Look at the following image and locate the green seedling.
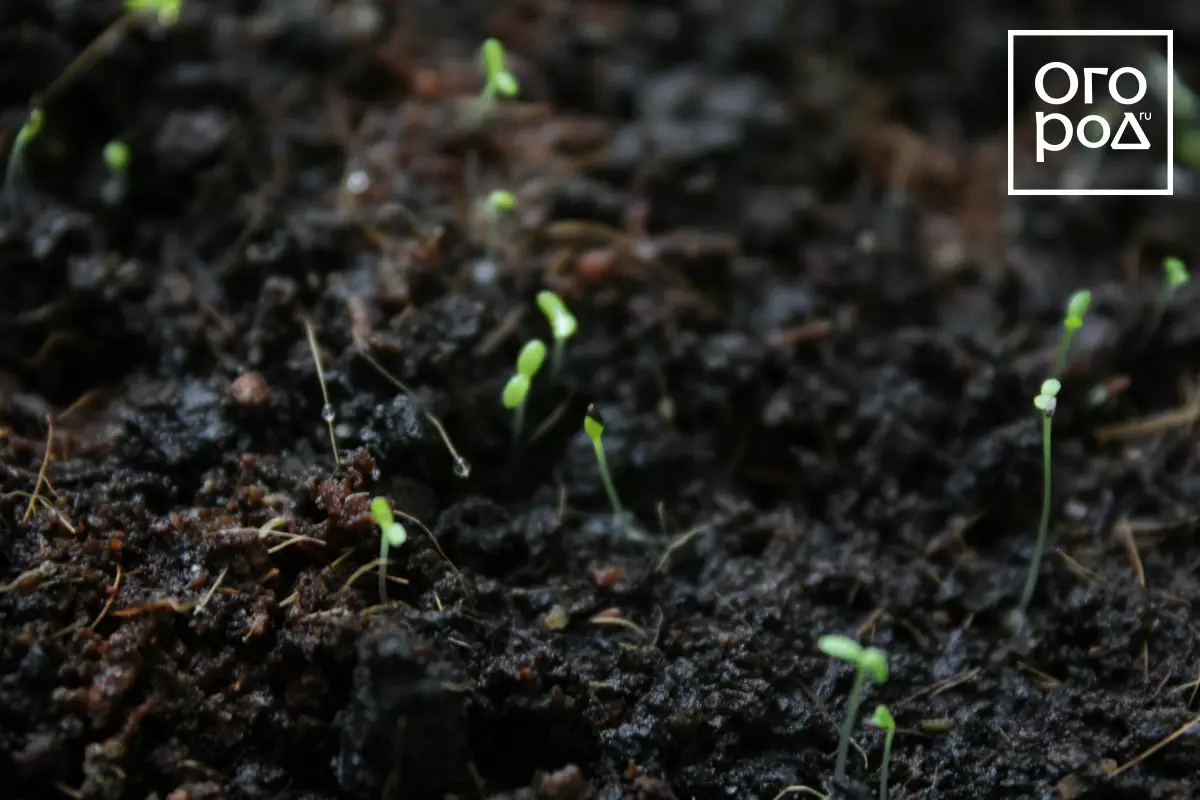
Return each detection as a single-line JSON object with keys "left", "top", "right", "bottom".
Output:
{"left": 501, "top": 340, "right": 546, "bottom": 440}
{"left": 869, "top": 705, "right": 896, "bottom": 800}
{"left": 1014, "top": 378, "right": 1062, "bottom": 624}
{"left": 478, "top": 38, "right": 519, "bottom": 120}
{"left": 5, "top": 109, "right": 44, "bottom": 197}
{"left": 370, "top": 497, "right": 407, "bottom": 603}
{"left": 1051, "top": 289, "right": 1091, "bottom": 378}
{"left": 125, "top": 0, "right": 182, "bottom": 26}
{"left": 483, "top": 189, "right": 517, "bottom": 264}
{"left": 102, "top": 140, "right": 131, "bottom": 205}
{"left": 584, "top": 404, "right": 623, "bottom": 519}
{"left": 536, "top": 291, "right": 577, "bottom": 378}
{"left": 818, "top": 635, "right": 889, "bottom": 783}
{"left": 1140, "top": 256, "right": 1191, "bottom": 348}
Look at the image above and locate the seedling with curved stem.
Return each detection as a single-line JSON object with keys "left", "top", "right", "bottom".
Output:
{"left": 501, "top": 340, "right": 546, "bottom": 440}
{"left": 583, "top": 404, "right": 623, "bottom": 519}
{"left": 102, "top": 140, "right": 131, "bottom": 205}
{"left": 817, "top": 635, "right": 889, "bottom": 783}
{"left": 483, "top": 189, "right": 516, "bottom": 265}
{"left": 536, "top": 291, "right": 577, "bottom": 378}
{"left": 370, "top": 497, "right": 407, "bottom": 603}
{"left": 1051, "top": 290, "right": 1091, "bottom": 378}
{"left": 5, "top": 109, "right": 44, "bottom": 198}
{"left": 869, "top": 705, "right": 896, "bottom": 800}
{"left": 1014, "top": 377, "right": 1062, "bottom": 624}
{"left": 478, "top": 38, "right": 519, "bottom": 121}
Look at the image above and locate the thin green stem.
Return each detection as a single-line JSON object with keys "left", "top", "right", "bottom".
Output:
{"left": 879, "top": 726, "right": 893, "bottom": 800}
{"left": 379, "top": 536, "right": 389, "bottom": 603}
{"left": 592, "top": 440, "right": 623, "bottom": 517}
{"left": 1050, "top": 329, "right": 1075, "bottom": 378}
{"left": 834, "top": 668, "right": 868, "bottom": 782}
{"left": 1018, "top": 415, "right": 1053, "bottom": 615}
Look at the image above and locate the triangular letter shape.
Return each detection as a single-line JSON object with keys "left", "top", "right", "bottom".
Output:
{"left": 1111, "top": 112, "right": 1151, "bottom": 150}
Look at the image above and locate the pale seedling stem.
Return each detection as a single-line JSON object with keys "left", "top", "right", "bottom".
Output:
{"left": 584, "top": 404, "right": 623, "bottom": 517}
{"left": 869, "top": 705, "right": 896, "bottom": 800}
{"left": 1050, "top": 289, "right": 1091, "bottom": 378}
{"left": 817, "top": 635, "right": 889, "bottom": 783}
{"left": 370, "top": 497, "right": 408, "bottom": 603}
{"left": 303, "top": 319, "right": 340, "bottom": 466}
{"left": 1017, "top": 378, "right": 1061, "bottom": 619}
{"left": 536, "top": 291, "right": 578, "bottom": 378}
{"left": 1140, "top": 256, "right": 1190, "bottom": 349}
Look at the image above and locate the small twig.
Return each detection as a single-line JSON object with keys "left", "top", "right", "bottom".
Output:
{"left": 0, "top": 561, "right": 57, "bottom": 593}
{"left": 112, "top": 598, "right": 193, "bottom": 617}
{"left": 656, "top": 523, "right": 712, "bottom": 572}
{"left": 1114, "top": 521, "right": 1147, "bottom": 588}
{"left": 1057, "top": 549, "right": 1104, "bottom": 584}
{"left": 23, "top": 414, "right": 54, "bottom": 524}
{"left": 303, "top": 318, "right": 340, "bottom": 466}
{"left": 588, "top": 611, "right": 647, "bottom": 639}
{"left": 193, "top": 567, "right": 228, "bottom": 615}
{"left": 1106, "top": 714, "right": 1200, "bottom": 777}
{"left": 771, "top": 786, "right": 828, "bottom": 800}
{"left": 1016, "top": 661, "right": 1063, "bottom": 688}
{"left": 88, "top": 565, "right": 123, "bottom": 631}
{"left": 1095, "top": 406, "right": 1200, "bottom": 442}
{"left": 342, "top": 558, "right": 410, "bottom": 593}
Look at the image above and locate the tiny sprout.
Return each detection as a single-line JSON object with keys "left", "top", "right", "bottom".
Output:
{"left": 1016, "top": 377, "right": 1062, "bottom": 622}
{"left": 817, "top": 635, "right": 889, "bottom": 782}
{"left": 869, "top": 705, "right": 896, "bottom": 800}
{"left": 1164, "top": 256, "right": 1190, "bottom": 291}
{"left": 488, "top": 189, "right": 517, "bottom": 213}
{"left": 1052, "top": 289, "right": 1090, "bottom": 377}
{"left": 583, "top": 404, "right": 623, "bottom": 518}
{"left": 125, "top": 0, "right": 182, "bottom": 26}
{"left": 5, "top": 108, "right": 44, "bottom": 196}
{"left": 536, "top": 291, "right": 577, "bottom": 378}
{"left": 370, "top": 497, "right": 407, "bottom": 603}
{"left": 502, "top": 340, "right": 546, "bottom": 439}
{"left": 103, "top": 141, "right": 130, "bottom": 174}
{"left": 482, "top": 189, "right": 517, "bottom": 266}
{"left": 478, "top": 38, "right": 519, "bottom": 120}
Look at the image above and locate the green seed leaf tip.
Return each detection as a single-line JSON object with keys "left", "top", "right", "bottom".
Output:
{"left": 482, "top": 38, "right": 506, "bottom": 77}
{"left": 502, "top": 374, "right": 530, "bottom": 409}
{"left": 862, "top": 647, "right": 889, "bottom": 683}
{"left": 489, "top": 189, "right": 517, "bottom": 211}
{"left": 517, "top": 340, "right": 547, "bottom": 378}
{"left": 537, "top": 290, "right": 564, "bottom": 318}
{"left": 370, "top": 497, "right": 394, "bottom": 529}
{"left": 1164, "top": 256, "right": 1190, "bottom": 289}
{"left": 871, "top": 705, "right": 894, "bottom": 730}
{"left": 1041, "top": 378, "right": 1061, "bottom": 397}
{"left": 1064, "top": 290, "right": 1091, "bottom": 330}
{"left": 384, "top": 521, "right": 407, "bottom": 547}
{"left": 583, "top": 404, "right": 605, "bottom": 441}
{"left": 817, "top": 634, "right": 863, "bottom": 663}
{"left": 104, "top": 141, "right": 130, "bottom": 173}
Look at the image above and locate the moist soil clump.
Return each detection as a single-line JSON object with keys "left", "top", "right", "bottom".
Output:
{"left": 3, "top": 2, "right": 1200, "bottom": 799}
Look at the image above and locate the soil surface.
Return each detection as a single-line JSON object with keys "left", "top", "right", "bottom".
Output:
{"left": 3, "top": 2, "right": 1200, "bottom": 799}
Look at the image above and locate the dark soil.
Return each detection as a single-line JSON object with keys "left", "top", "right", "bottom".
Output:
{"left": 3, "top": 1, "right": 1200, "bottom": 798}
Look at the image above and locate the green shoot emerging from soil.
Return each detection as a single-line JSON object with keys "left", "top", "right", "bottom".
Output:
{"left": 484, "top": 189, "right": 516, "bottom": 263}
{"left": 1015, "top": 378, "right": 1062, "bottom": 622}
{"left": 5, "top": 109, "right": 44, "bottom": 197}
{"left": 1141, "top": 256, "right": 1191, "bottom": 348}
{"left": 536, "top": 290, "right": 577, "bottom": 378}
{"left": 502, "top": 340, "right": 546, "bottom": 440}
{"left": 583, "top": 404, "right": 623, "bottom": 518}
{"left": 869, "top": 705, "right": 896, "bottom": 800}
{"left": 370, "top": 497, "right": 407, "bottom": 603}
{"left": 125, "top": 0, "right": 182, "bottom": 26}
{"left": 478, "top": 38, "right": 519, "bottom": 120}
{"left": 817, "top": 635, "right": 889, "bottom": 783}
{"left": 1051, "top": 289, "right": 1091, "bottom": 378}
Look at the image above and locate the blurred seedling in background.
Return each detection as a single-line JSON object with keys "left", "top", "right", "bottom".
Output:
{"left": 101, "top": 140, "right": 131, "bottom": 205}
{"left": 817, "top": 635, "right": 889, "bottom": 783}
{"left": 481, "top": 189, "right": 517, "bottom": 266}
{"left": 583, "top": 404, "right": 624, "bottom": 520}
{"left": 502, "top": 340, "right": 546, "bottom": 440}
{"left": 869, "top": 705, "right": 896, "bottom": 800}
{"left": 370, "top": 497, "right": 407, "bottom": 603}
{"left": 477, "top": 38, "right": 519, "bottom": 122}
{"left": 5, "top": 1, "right": 181, "bottom": 202}
{"left": 536, "top": 291, "right": 577, "bottom": 378}
{"left": 1138, "top": 256, "right": 1190, "bottom": 349}
{"left": 5, "top": 109, "right": 43, "bottom": 198}
{"left": 1051, "top": 289, "right": 1091, "bottom": 378}
{"left": 1011, "top": 377, "right": 1062, "bottom": 629}
{"left": 350, "top": 331, "right": 470, "bottom": 478}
